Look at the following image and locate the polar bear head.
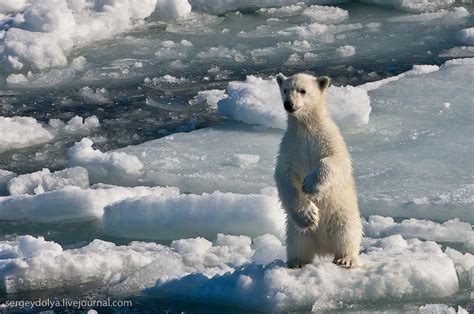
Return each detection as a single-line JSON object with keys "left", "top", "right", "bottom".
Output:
{"left": 276, "top": 73, "right": 330, "bottom": 116}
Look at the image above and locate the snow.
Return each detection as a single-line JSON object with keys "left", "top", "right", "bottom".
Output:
{"left": 7, "top": 167, "right": 90, "bottom": 196}
{"left": 217, "top": 75, "right": 371, "bottom": 129}
{"left": 103, "top": 189, "right": 285, "bottom": 240}
{"left": 456, "top": 27, "right": 474, "bottom": 45}
{"left": 0, "top": 234, "right": 461, "bottom": 311}
{"left": 68, "top": 138, "right": 144, "bottom": 186}
{"left": 0, "top": 185, "right": 178, "bottom": 222}
{"left": 0, "top": 116, "right": 54, "bottom": 153}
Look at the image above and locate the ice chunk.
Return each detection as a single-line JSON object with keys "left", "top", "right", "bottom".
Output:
{"left": 189, "top": 89, "right": 228, "bottom": 109}
{"left": 103, "top": 189, "right": 286, "bottom": 240}
{"left": 456, "top": 27, "right": 474, "bottom": 46}
{"left": 300, "top": 5, "right": 348, "bottom": 24}
{"left": 49, "top": 115, "right": 101, "bottom": 135}
{"left": 0, "top": 170, "right": 16, "bottom": 196}
{"left": 68, "top": 138, "right": 144, "bottom": 186}
{"left": 218, "top": 75, "right": 371, "bottom": 129}
{"left": 78, "top": 86, "right": 109, "bottom": 104}
{"left": 7, "top": 167, "right": 90, "bottom": 195}
{"left": 0, "top": 116, "right": 54, "bottom": 153}
{"left": 5, "top": 68, "right": 76, "bottom": 88}
{"left": 360, "top": 0, "right": 455, "bottom": 12}
{"left": 0, "top": 185, "right": 178, "bottom": 222}
{"left": 335, "top": 45, "right": 356, "bottom": 57}
{"left": 155, "top": 0, "right": 192, "bottom": 19}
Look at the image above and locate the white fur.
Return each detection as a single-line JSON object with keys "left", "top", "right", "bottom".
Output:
{"left": 274, "top": 73, "right": 362, "bottom": 268}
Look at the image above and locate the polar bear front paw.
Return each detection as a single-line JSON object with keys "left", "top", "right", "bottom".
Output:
{"left": 294, "top": 201, "right": 319, "bottom": 232}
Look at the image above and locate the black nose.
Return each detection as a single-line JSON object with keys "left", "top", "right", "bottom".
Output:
{"left": 284, "top": 100, "right": 295, "bottom": 112}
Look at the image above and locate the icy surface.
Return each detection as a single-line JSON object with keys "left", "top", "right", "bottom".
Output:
{"left": 103, "top": 188, "right": 285, "bottom": 240}
{"left": 0, "top": 170, "right": 16, "bottom": 196}
{"left": 0, "top": 234, "right": 460, "bottom": 311}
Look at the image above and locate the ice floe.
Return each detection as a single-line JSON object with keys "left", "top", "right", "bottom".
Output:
{"left": 0, "top": 234, "right": 463, "bottom": 312}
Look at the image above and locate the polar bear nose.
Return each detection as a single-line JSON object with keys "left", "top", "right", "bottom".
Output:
{"left": 284, "top": 100, "right": 295, "bottom": 112}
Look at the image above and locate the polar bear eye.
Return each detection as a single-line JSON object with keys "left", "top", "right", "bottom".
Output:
{"left": 299, "top": 89, "right": 306, "bottom": 95}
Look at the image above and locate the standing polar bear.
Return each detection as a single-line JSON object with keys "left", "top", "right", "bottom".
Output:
{"left": 274, "top": 73, "right": 362, "bottom": 268}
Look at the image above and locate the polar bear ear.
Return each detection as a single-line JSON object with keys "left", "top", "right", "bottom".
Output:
{"left": 276, "top": 73, "right": 286, "bottom": 88}
{"left": 317, "top": 76, "right": 330, "bottom": 91}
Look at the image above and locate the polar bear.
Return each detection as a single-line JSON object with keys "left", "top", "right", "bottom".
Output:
{"left": 274, "top": 73, "right": 362, "bottom": 268}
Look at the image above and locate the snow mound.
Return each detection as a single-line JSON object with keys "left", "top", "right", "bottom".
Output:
{"left": 7, "top": 167, "right": 90, "bottom": 195}
{"left": 68, "top": 138, "right": 144, "bottom": 186}
{"left": 1, "top": 0, "right": 190, "bottom": 72}
{"left": 0, "top": 185, "right": 178, "bottom": 222}
{"left": 456, "top": 27, "right": 474, "bottom": 46}
{"left": 300, "top": 5, "right": 349, "bottom": 24}
{"left": 0, "top": 116, "right": 54, "bottom": 153}
{"left": 0, "top": 234, "right": 460, "bottom": 311}
{"left": 149, "top": 235, "right": 458, "bottom": 311}
{"left": 363, "top": 216, "right": 474, "bottom": 251}
{"left": 103, "top": 188, "right": 285, "bottom": 240}
{"left": 217, "top": 75, "right": 371, "bottom": 129}
{"left": 360, "top": 0, "right": 455, "bottom": 13}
